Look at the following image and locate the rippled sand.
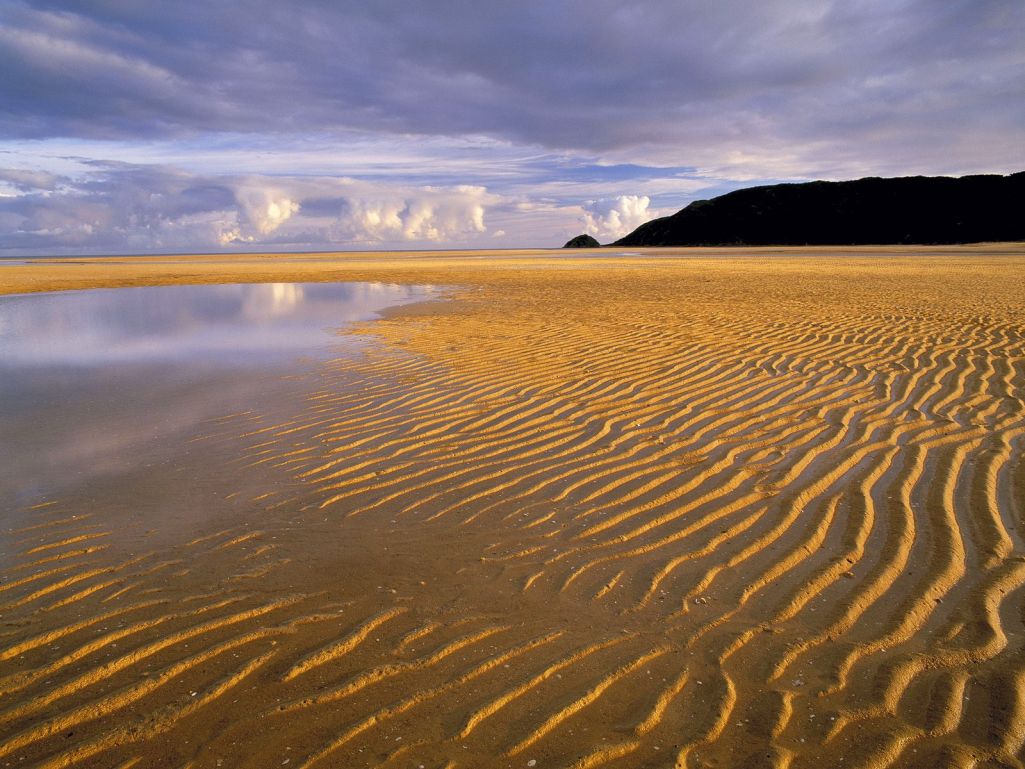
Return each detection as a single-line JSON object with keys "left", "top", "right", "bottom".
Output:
{"left": 3, "top": 246, "right": 1025, "bottom": 769}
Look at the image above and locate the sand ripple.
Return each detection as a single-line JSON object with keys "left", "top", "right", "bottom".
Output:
{"left": 3, "top": 251, "right": 1024, "bottom": 768}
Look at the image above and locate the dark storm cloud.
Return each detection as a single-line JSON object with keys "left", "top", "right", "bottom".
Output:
{"left": 2, "top": 0, "right": 1022, "bottom": 164}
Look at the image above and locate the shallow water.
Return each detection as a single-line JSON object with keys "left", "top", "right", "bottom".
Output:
{"left": 0, "top": 281, "right": 432, "bottom": 365}
{"left": 0, "top": 281, "right": 433, "bottom": 507}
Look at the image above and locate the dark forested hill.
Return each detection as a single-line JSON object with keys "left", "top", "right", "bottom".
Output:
{"left": 614, "top": 172, "right": 1025, "bottom": 246}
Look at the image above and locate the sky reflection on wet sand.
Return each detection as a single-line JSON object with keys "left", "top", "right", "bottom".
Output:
{"left": 0, "top": 281, "right": 433, "bottom": 506}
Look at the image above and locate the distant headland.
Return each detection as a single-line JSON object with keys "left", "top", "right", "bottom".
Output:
{"left": 563, "top": 234, "right": 601, "bottom": 248}
{"left": 600, "top": 172, "right": 1024, "bottom": 247}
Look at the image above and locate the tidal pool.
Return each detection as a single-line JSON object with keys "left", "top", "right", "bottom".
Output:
{"left": 0, "top": 281, "right": 434, "bottom": 512}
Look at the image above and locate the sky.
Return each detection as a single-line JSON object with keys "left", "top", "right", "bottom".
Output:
{"left": 0, "top": 0, "right": 1022, "bottom": 255}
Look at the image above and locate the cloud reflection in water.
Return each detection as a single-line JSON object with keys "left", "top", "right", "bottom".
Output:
{"left": 0, "top": 281, "right": 434, "bottom": 366}
{"left": 0, "top": 281, "right": 435, "bottom": 506}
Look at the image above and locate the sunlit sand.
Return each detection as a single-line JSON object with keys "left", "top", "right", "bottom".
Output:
{"left": 2, "top": 245, "right": 1025, "bottom": 769}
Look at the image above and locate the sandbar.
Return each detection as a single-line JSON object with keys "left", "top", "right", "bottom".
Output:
{"left": 2, "top": 245, "right": 1025, "bottom": 769}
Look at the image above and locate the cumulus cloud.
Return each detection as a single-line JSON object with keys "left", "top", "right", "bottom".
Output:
{"left": 307, "top": 182, "right": 493, "bottom": 246}
{"left": 231, "top": 186, "right": 301, "bottom": 241}
{"left": 0, "top": 163, "right": 500, "bottom": 255}
{"left": 581, "top": 195, "right": 659, "bottom": 240}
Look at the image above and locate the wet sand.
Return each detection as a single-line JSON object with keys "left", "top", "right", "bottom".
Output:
{"left": 2, "top": 245, "right": 1025, "bottom": 769}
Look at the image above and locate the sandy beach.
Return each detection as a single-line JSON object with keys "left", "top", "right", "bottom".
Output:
{"left": 2, "top": 245, "right": 1025, "bottom": 769}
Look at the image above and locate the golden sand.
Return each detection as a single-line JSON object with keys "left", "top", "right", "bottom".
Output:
{"left": 2, "top": 245, "right": 1025, "bottom": 769}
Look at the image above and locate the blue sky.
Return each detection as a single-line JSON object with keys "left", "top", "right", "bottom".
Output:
{"left": 1, "top": 0, "right": 1022, "bottom": 254}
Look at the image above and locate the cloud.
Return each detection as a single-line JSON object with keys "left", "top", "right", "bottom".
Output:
{"left": 581, "top": 195, "right": 659, "bottom": 240}
{"left": 0, "top": 1, "right": 1021, "bottom": 251}
{"left": 0, "top": 167, "right": 64, "bottom": 191}
{"left": 232, "top": 185, "right": 301, "bottom": 241}
{"left": 0, "top": 0, "right": 1020, "bottom": 179}
{"left": 0, "top": 162, "right": 504, "bottom": 254}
